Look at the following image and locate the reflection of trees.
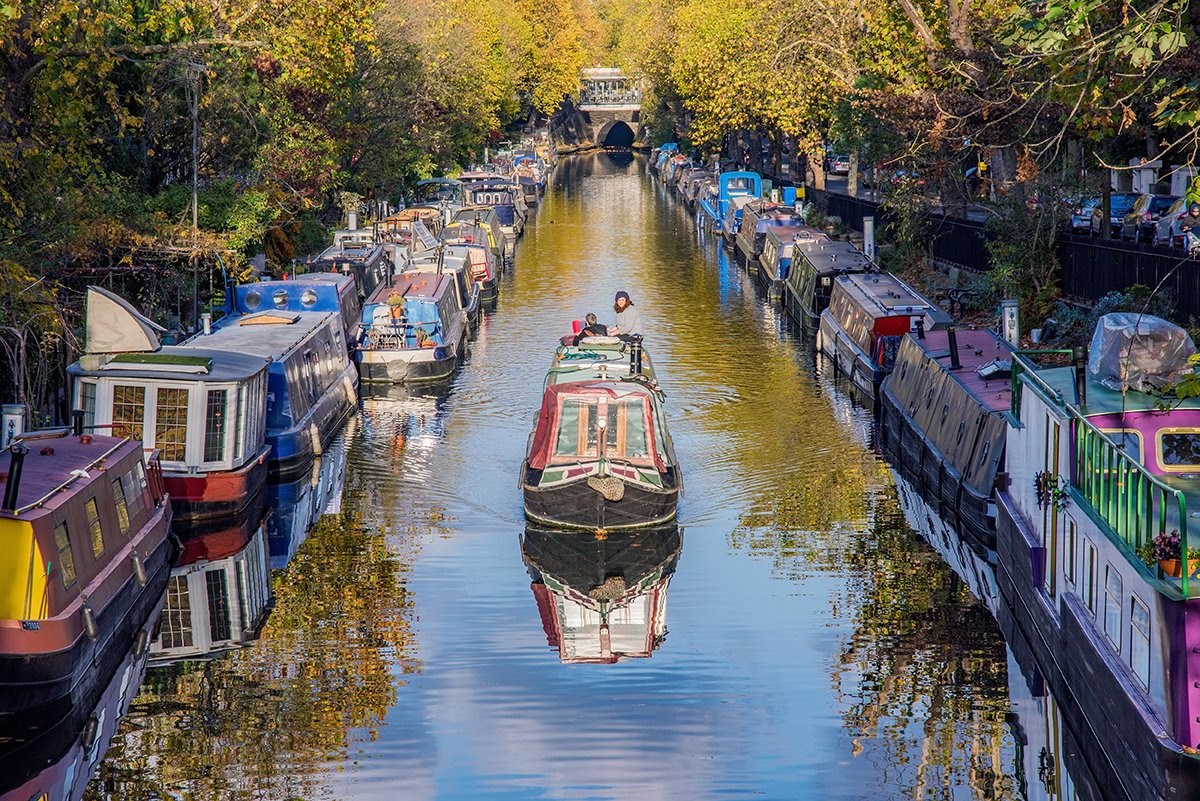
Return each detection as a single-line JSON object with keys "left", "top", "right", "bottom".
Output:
{"left": 86, "top": 504, "right": 419, "bottom": 799}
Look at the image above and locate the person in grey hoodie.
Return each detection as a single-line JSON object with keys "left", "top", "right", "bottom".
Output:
{"left": 609, "top": 291, "right": 642, "bottom": 339}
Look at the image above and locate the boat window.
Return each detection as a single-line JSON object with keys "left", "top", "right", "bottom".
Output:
{"left": 273, "top": 289, "right": 289, "bottom": 308}
{"left": 54, "top": 521, "right": 77, "bottom": 588}
{"left": 1103, "top": 564, "right": 1123, "bottom": 651}
{"left": 301, "top": 289, "right": 318, "bottom": 308}
{"left": 134, "top": 461, "right": 150, "bottom": 507}
{"left": 1082, "top": 538, "right": 1097, "bottom": 616}
{"left": 86, "top": 497, "right": 105, "bottom": 558}
{"left": 121, "top": 470, "right": 144, "bottom": 516}
{"left": 204, "top": 390, "right": 227, "bottom": 462}
{"left": 155, "top": 387, "right": 189, "bottom": 462}
{"left": 1064, "top": 520, "right": 1077, "bottom": 587}
{"left": 112, "top": 477, "right": 130, "bottom": 535}
{"left": 1129, "top": 595, "right": 1151, "bottom": 690}
{"left": 553, "top": 396, "right": 650, "bottom": 461}
{"left": 234, "top": 385, "right": 246, "bottom": 459}
{"left": 555, "top": 398, "right": 599, "bottom": 458}
{"left": 206, "top": 569, "right": 233, "bottom": 641}
{"left": 112, "top": 385, "right": 146, "bottom": 441}
{"left": 79, "top": 380, "right": 96, "bottom": 432}
{"left": 245, "top": 290, "right": 263, "bottom": 310}
{"left": 159, "top": 574, "right": 194, "bottom": 649}
{"left": 1101, "top": 429, "right": 1142, "bottom": 463}
{"left": 1159, "top": 430, "right": 1200, "bottom": 468}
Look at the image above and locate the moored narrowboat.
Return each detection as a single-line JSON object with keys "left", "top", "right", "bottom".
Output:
{"left": 356, "top": 271, "right": 469, "bottom": 383}
{"left": 0, "top": 428, "right": 173, "bottom": 718}
{"left": 413, "top": 178, "right": 466, "bottom": 225}
{"left": 463, "top": 177, "right": 528, "bottom": 245}
{"left": 452, "top": 206, "right": 508, "bottom": 264}
{"left": 699, "top": 170, "right": 762, "bottom": 233}
{"left": 757, "top": 225, "right": 827, "bottom": 301}
{"left": 879, "top": 327, "right": 1014, "bottom": 548}
{"left": 816, "top": 272, "right": 951, "bottom": 400}
{"left": 721, "top": 195, "right": 758, "bottom": 243}
{"left": 781, "top": 239, "right": 871, "bottom": 336}
{"left": 521, "top": 525, "right": 682, "bottom": 663}
{"left": 734, "top": 200, "right": 804, "bottom": 268}
{"left": 520, "top": 337, "right": 682, "bottom": 531}
{"left": 995, "top": 313, "right": 1200, "bottom": 796}
{"left": 228, "top": 273, "right": 362, "bottom": 353}
{"left": 311, "top": 227, "right": 387, "bottom": 299}
{"left": 70, "top": 287, "right": 272, "bottom": 522}
{"left": 404, "top": 244, "right": 484, "bottom": 327}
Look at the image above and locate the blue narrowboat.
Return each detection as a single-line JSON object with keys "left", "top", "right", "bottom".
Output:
{"left": 357, "top": 272, "right": 470, "bottom": 383}
{"left": 699, "top": 171, "right": 762, "bottom": 232}
{"left": 651, "top": 143, "right": 679, "bottom": 174}
{"left": 227, "top": 273, "right": 363, "bottom": 353}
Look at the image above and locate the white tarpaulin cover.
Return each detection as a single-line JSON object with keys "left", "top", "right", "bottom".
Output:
{"left": 1088, "top": 312, "right": 1197, "bottom": 392}
{"left": 85, "top": 286, "right": 164, "bottom": 354}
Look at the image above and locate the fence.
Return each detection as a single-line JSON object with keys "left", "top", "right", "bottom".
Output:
{"left": 1057, "top": 235, "right": 1200, "bottom": 320}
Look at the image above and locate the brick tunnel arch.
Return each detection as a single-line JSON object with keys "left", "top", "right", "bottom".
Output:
{"left": 597, "top": 119, "right": 635, "bottom": 148}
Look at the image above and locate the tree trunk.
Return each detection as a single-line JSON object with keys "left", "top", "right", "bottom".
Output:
{"left": 848, "top": 152, "right": 859, "bottom": 198}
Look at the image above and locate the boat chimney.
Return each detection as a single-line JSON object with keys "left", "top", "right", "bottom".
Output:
{"left": 629, "top": 336, "right": 644, "bottom": 374}
{"left": 72, "top": 409, "right": 84, "bottom": 436}
{"left": 915, "top": 318, "right": 925, "bottom": 340}
{"left": 347, "top": 211, "right": 358, "bottom": 231}
{"left": 2, "top": 403, "right": 26, "bottom": 446}
{"left": 202, "top": 312, "right": 211, "bottom": 335}
{"left": 1073, "top": 345, "right": 1088, "bottom": 407}
{"left": 2, "top": 443, "right": 29, "bottom": 513}
{"left": 947, "top": 326, "right": 961, "bottom": 370}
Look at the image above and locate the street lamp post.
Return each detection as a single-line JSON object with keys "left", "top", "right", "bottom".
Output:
{"left": 186, "top": 61, "right": 207, "bottom": 334}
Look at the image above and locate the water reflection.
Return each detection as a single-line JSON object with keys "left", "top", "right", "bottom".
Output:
{"left": 267, "top": 418, "right": 352, "bottom": 568}
{"left": 521, "top": 526, "right": 682, "bottom": 663}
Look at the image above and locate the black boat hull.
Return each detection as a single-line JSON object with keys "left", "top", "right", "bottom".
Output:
{"left": 521, "top": 463, "right": 679, "bottom": 531}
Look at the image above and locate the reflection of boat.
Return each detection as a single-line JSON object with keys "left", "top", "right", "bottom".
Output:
{"left": 520, "top": 339, "right": 682, "bottom": 531}
{"left": 150, "top": 492, "right": 272, "bottom": 664}
{"left": 0, "top": 428, "right": 172, "bottom": 717}
{"left": 521, "top": 526, "right": 682, "bottom": 663}
{"left": 0, "top": 631, "right": 153, "bottom": 800}
{"left": 265, "top": 426, "right": 349, "bottom": 569}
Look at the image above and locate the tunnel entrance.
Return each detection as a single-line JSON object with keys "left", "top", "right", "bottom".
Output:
{"left": 598, "top": 120, "right": 635, "bottom": 149}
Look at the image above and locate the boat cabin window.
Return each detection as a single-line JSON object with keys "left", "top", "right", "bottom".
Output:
{"left": 86, "top": 497, "right": 105, "bottom": 558}
{"left": 1159, "top": 429, "right": 1200, "bottom": 469}
{"left": 245, "top": 289, "right": 263, "bottom": 310}
{"left": 112, "top": 477, "right": 130, "bottom": 535}
{"left": 206, "top": 569, "right": 233, "bottom": 641}
{"left": 1103, "top": 565, "right": 1123, "bottom": 651}
{"left": 79, "top": 380, "right": 96, "bottom": 432}
{"left": 273, "top": 289, "right": 289, "bottom": 308}
{"left": 155, "top": 387, "right": 189, "bottom": 461}
{"left": 121, "top": 469, "right": 144, "bottom": 517}
{"left": 160, "top": 574, "right": 194, "bottom": 649}
{"left": 112, "top": 385, "right": 145, "bottom": 440}
{"left": 1102, "top": 429, "right": 1143, "bottom": 463}
{"left": 54, "top": 521, "right": 77, "bottom": 588}
{"left": 205, "top": 390, "right": 227, "bottom": 462}
{"left": 134, "top": 461, "right": 150, "bottom": 507}
{"left": 1129, "top": 595, "right": 1151, "bottom": 690}
{"left": 301, "top": 289, "right": 318, "bottom": 308}
{"left": 553, "top": 396, "right": 651, "bottom": 462}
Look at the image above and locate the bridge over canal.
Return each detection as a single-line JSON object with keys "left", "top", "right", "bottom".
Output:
{"left": 552, "top": 68, "right": 646, "bottom": 151}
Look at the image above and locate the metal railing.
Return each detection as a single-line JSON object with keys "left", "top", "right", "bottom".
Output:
{"left": 578, "top": 86, "right": 642, "bottom": 107}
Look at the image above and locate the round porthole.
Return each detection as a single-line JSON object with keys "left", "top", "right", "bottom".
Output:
{"left": 245, "top": 290, "right": 262, "bottom": 310}
{"left": 301, "top": 289, "right": 318, "bottom": 308}
{"left": 273, "top": 289, "right": 289, "bottom": 307}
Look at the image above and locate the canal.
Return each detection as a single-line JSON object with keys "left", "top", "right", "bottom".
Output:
{"left": 86, "top": 154, "right": 1054, "bottom": 799}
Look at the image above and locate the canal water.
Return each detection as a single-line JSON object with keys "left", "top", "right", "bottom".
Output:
{"left": 86, "top": 154, "right": 1060, "bottom": 799}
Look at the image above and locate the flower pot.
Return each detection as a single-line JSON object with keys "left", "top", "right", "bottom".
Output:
{"left": 1159, "top": 558, "right": 1182, "bottom": 578}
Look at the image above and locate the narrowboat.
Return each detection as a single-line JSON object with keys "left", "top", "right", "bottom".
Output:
{"left": 195, "top": 302, "right": 357, "bottom": 480}
{"left": 265, "top": 420, "right": 348, "bottom": 569}
{"left": 880, "top": 327, "right": 1014, "bottom": 549}
{"left": 660, "top": 154, "right": 691, "bottom": 187}
{"left": 520, "top": 337, "right": 682, "bottom": 530}
{"left": 413, "top": 178, "right": 466, "bottom": 225}
{"left": 0, "top": 427, "right": 173, "bottom": 718}
{"left": 781, "top": 239, "right": 871, "bottom": 336}
{"left": 70, "top": 287, "right": 272, "bottom": 522}
{"left": 311, "top": 227, "right": 387, "bottom": 299}
{"left": 150, "top": 499, "right": 271, "bottom": 664}
{"left": 650, "top": 142, "right": 678, "bottom": 175}
{"left": 451, "top": 206, "right": 509, "bottom": 263}
{"left": 995, "top": 313, "right": 1200, "bottom": 796}
{"left": 681, "top": 170, "right": 716, "bottom": 211}
{"left": 733, "top": 201, "right": 804, "bottom": 268}
{"left": 513, "top": 153, "right": 546, "bottom": 206}
{"left": 227, "top": 273, "right": 362, "bottom": 353}
{"left": 356, "top": 271, "right": 469, "bottom": 383}
{"left": 816, "top": 272, "right": 951, "bottom": 400}
{"left": 698, "top": 171, "right": 762, "bottom": 233}
{"left": 757, "top": 225, "right": 827, "bottom": 301}
{"left": 404, "top": 244, "right": 484, "bottom": 327}
{"left": 721, "top": 195, "right": 758, "bottom": 243}
{"left": 463, "top": 177, "right": 528, "bottom": 245}
{"left": 521, "top": 525, "right": 682, "bottom": 663}
{"left": 377, "top": 207, "right": 443, "bottom": 271}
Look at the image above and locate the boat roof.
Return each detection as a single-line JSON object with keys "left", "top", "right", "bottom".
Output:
{"left": 831, "top": 273, "right": 952, "bottom": 322}
{"left": 365, "top": 272, "right": 453, "bottom": 304}
{"left": 765, "top": 225, "right": 826, "bottom": 245}
{"left": 417, "top": 178, "right": 463, "bottom": 187}
{"left": 728, "top": 196, "right": 758, "bottom": 211}
{"left": 0, "top": 431, "right": 141, "bottom": 518}
{"left": 793, "top": 239, "right": 871, "bottom": 275}
{"left": 186, "top": 310, "right": 337, "bottom": 361}
{"left": 70, "top": 346, "right": 268, "bottom": 382}
{"left": 1032, "top": 365, "right": 1200, "bottom": 416}
{"left": 454, "top": 206, "right": 499, "bottom": 222}
{"left": 546, "top": 341, "right": 658, "bottom": 387}
{"left": 903, "top": 328, "right": 1014, "bottom": 413}
{"left": 384, "top": 208, "right": 441, "bottom": 223}
{"left": 442, "top": 222, "right": 489, "bottom": 245}
{"left": 720, "top": 170, "right": 760, "bottom": 184}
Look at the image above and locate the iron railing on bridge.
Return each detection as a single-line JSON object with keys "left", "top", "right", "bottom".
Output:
{"left": 578, "top": 86, "right": 642, "bottom": 107}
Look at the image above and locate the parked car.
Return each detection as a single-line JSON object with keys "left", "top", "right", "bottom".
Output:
{"left": 1120, "top": 193, "right": 1179, "bottom": 242}
{"left": 829, "top": 155, "right": 850, "bottom": 176}
{"left": 1089, "top": 193, "right": 1139, "bottom": 237}
{"left": 1069, "top": 197, "right": 1100, "bottom": 234}
{"left": 1152, "top": 197, "right": 1190, "bottom": 248}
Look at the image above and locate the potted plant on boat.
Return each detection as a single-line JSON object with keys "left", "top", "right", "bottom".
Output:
{"left": 1137, "top": 529, "right": 1193, "bottom": 577}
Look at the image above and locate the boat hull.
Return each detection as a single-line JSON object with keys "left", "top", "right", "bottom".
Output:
{"left": 267, "top": 363, "right": 358, "bottom": 481}
{"left": 164, "top": 448, "right": 270, "bottom": 523}
{"left": 521, "top": 463, "right": 679, "bottom": 531}
{"left": 358, "top": 347, "right": 460, "bottom": 384}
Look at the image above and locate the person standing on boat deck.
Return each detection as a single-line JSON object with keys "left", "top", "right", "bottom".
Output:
{"left": 609, "top": 291, "right": 642, "bottom": 340}
{"left": 573, "top": 313, "right": 609, "bottom": 345}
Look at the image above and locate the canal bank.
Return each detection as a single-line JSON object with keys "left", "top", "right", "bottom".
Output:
{"left": 87, "top": 153, "right": 1025, "bottom": 800}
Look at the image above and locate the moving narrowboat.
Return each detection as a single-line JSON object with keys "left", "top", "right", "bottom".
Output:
{"left": 734, "top": 201, "right": 804, "bottom": 268}
{"left": 816, "top": 272, "right": 951, "bottom": 400}
{"left": 781, "top": 239, "right": 871, "bottom": 337}
{"left": 757, "top": 225, "right": 827, "bottom": 302}
{"left": 0, "top": 427, "right": 173, "bottom": 718}
{"left": 521, "top": 525, "right": 682, "bottom": 663}
{"left": 698, "top": 171, "right": 762, "bottom": 233}
{"left": 150, "top": 499, "right": 271, "bottom": 664}
{"left": 70, "top": 287, "right": 272, "bottom": 522}
{"left": 356, "top": 271, "right": 469, "bottom": 383}
{"left": 520, "top": 337, "right": 682, "bottom": 531}
{"left": 227, "top": 273, "right": 363, "bottom": 353}
{"left": 880, "top": 327, "right": 1014, "bottom": 548}
{"left": 996, "top": 313, "right": 1200, "bottom": 797}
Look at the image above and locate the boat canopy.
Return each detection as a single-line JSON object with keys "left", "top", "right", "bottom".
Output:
{"left": 528, "top": 381, "right": 666, "bottom": 472}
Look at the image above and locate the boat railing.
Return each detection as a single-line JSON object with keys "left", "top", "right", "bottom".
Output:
{"left": 146, "top": 449, "right": 168, "bottom": 505}
{"left": 1008, "top": 350, "right": 1070, "bottom": 424}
